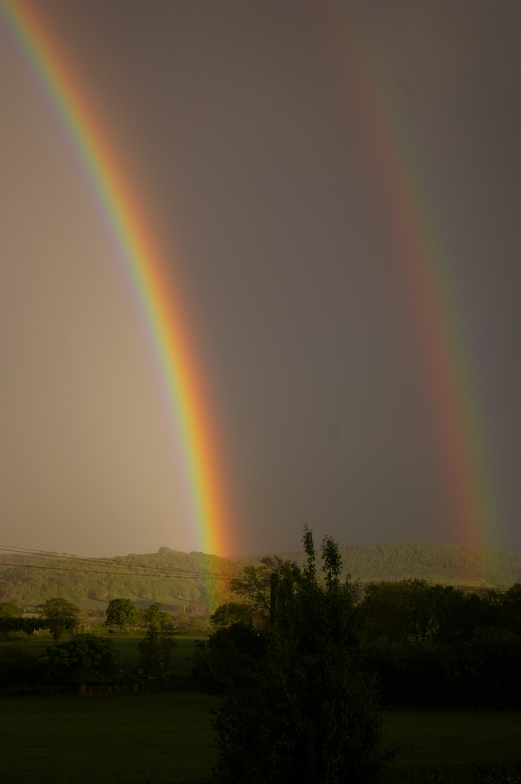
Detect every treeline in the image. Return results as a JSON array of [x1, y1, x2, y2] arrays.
[[360, 580, 521, 709], [0, 598, 179, 693], [259, 541, 521, 585], [208, 560, 521, 711], [0, 548, 243, 612], [0, 616, 43, 634]]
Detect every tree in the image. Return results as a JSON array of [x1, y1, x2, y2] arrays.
[[210, 602, 255, 628], [105, 598, 140, 630], [0, 616, 43, 637], [141, 602, 170, 630], [221, 555, 299, 628], [0, 644, 38, 688], [137, 626, 177, 686], [501, 583, 521, 634], [40, 634, 122, 686], [0, 602, 28, 640], [38, 598, 80, 643], [196, 527, 390, 784], [0, 602, 22, 618]]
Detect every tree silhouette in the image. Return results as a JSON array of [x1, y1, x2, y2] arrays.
[[196, 528, 390, 784]]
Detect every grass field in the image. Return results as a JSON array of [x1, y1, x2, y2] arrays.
[[110, 635, 207, 681], [0, 692, 217, 784], [385, 710, 521, 765], [0, 692, 520, 784]]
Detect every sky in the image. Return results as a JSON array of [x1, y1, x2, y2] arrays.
[[1, 0, 521, 558]]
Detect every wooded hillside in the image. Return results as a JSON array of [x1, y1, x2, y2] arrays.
[[251, 541, 521, 586], [1, 541, 520, 608], [0, 548, 243, 611]]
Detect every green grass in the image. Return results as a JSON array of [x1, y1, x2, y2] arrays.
[[0, 692, 218, 784], [0, 693, 519, 784], [110, 635, 207, 680], [384, 710, 521, 765]]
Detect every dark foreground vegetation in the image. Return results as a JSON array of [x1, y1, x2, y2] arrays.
[[193, 529, 521, 782], [1, 530, 521, 782]]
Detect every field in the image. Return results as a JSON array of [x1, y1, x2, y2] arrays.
[[0, 692, 217, 784], [1, 636, 521, 782], [0, 692, 520, 783]]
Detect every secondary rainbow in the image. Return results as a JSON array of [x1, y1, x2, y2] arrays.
[[1, 0, 232, 555], [324, 1, 499, 548]]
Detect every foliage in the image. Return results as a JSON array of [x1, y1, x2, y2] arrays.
[[210, 601, 256, 627], [0, 602, 22, 618], [0, 602, 28, 638], [39, 634, 123, 686], [227, 557, 284, 621], [105, 598, 140, 630], [360, 580, 521, 708], [243, 542, 521, 586], [197, 527, 389, 784], [137, 626, 177, 686], [38, 598, 80, 643], [2, 543, 521, 620], [141, 602, 170, 629], [502, 581, 521, 633], [0, 644, 38, 688], [0, 616, 44, 637]]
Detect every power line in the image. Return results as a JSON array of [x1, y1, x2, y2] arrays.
[[0, 545, 240, 579], [0, 544, 234, 576], [0, 560, 235, 582], [0, 545, 240, 581]]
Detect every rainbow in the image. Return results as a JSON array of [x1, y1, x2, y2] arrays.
[[0, 0, 232, 555], [323, 2, 499, 548]]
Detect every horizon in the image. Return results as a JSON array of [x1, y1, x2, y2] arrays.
[[3, 537, 521, 562]]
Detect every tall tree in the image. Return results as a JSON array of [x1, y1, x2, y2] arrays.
[[196, 528, 389, 784]]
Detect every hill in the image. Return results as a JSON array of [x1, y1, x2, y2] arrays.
[[1, 541, 520, 609], [0, 548, 243, 612], [259, 541, 521, 586]]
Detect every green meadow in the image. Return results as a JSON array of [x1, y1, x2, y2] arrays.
[[0, 692, 520, 783], [0, 692, 217, 784]]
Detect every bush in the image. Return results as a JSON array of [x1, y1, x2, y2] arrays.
[[39, 634, 123, 686]]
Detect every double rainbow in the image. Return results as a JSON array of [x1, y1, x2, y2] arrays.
[[1, 0, 232, 555], [2, 0, 500, 553]]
